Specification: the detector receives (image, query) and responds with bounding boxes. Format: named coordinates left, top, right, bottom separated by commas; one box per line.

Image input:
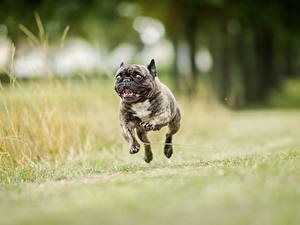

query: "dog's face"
left=114, top=59, right=157, bottom=103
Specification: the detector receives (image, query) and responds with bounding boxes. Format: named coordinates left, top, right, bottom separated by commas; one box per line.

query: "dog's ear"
left=116, top=62, right=125, bottom=74
left=147, top=59, right=157, bottom=77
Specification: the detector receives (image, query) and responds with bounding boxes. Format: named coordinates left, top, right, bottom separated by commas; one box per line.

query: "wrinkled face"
left=114, top=64, right=156, bottom=103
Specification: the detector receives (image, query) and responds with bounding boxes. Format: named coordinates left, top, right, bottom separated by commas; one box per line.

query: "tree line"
left=1, top=0, right=300, bottom=107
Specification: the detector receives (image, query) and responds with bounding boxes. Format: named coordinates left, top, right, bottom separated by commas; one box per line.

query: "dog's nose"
left=123, top=77, right=131, bottom=82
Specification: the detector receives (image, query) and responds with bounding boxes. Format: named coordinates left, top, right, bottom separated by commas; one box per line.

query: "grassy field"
left=0, top=78, right=299, bottom=225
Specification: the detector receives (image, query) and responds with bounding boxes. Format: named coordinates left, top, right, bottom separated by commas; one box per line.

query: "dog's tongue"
left=124, top=88, right=131, bottom=94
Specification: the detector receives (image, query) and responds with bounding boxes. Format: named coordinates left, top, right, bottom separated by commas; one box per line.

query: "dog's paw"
left=140, top=121, right=159, bottom=131
left=144, top=150, right=153, bottom=163
left=164, top=144, right=173, bottom=158
left=129, top=143, right=140, bottom=154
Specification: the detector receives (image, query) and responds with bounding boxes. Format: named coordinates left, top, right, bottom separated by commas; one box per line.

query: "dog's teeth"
left=122, top=91, right=141, bottom=97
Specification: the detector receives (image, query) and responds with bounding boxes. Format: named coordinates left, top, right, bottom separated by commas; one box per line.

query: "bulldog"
left=114, top=59, right=181, bottom=163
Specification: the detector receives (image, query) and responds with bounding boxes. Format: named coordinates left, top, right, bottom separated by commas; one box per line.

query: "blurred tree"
left=1, top=0, right=300, bottom=108
left=0, top=0, right=137, bottom=48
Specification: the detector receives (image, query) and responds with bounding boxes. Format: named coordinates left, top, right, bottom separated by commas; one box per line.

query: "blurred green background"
left=1, top=0, right=300, bottom=108
left=0, top=1, right=300, bottom=225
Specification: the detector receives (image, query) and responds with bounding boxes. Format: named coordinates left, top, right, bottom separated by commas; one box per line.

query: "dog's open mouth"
left=121, top=87, right=142, bottom=98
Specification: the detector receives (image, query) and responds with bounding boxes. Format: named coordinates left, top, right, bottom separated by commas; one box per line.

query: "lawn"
left=0, top=78, right=299, bottom=225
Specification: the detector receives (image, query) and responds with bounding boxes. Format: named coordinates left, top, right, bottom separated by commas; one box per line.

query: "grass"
left=0, top=78, right=299, bottom=225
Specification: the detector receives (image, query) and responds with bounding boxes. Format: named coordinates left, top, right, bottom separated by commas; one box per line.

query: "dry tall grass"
left=0, top=80, right=118, bottom=166
left=0, top=78, right=215, bottom=166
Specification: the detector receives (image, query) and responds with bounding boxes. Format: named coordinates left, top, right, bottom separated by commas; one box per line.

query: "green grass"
left=0, top=78, right=299, bottom=225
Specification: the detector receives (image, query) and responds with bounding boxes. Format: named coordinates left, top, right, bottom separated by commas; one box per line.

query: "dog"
left=114, top=59, right=181, bottom=163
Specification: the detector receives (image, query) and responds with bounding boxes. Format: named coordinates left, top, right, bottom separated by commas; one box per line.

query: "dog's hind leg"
left=136, top=128, right=153, bottom=163
left=164, top=109, right=181, bottom=158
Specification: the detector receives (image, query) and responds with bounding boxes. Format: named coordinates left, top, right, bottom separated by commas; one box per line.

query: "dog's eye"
left=116, top=74, right=122, bottom=80
left=135, top=74, right=142, bottom=80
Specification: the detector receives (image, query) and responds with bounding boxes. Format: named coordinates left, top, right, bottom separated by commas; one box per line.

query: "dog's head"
left=114, top=59, right=157, bottom=103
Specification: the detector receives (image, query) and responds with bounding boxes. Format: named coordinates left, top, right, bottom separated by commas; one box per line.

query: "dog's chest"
left=131, top=100, right=151, bottom=121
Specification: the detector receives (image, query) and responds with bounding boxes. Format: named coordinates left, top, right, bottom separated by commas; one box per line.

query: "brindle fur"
left=114, top=59, right=181, bottom=163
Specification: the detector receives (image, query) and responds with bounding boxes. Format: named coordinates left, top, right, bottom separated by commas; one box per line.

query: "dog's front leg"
left=121, top=121, right=140, bottom=154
